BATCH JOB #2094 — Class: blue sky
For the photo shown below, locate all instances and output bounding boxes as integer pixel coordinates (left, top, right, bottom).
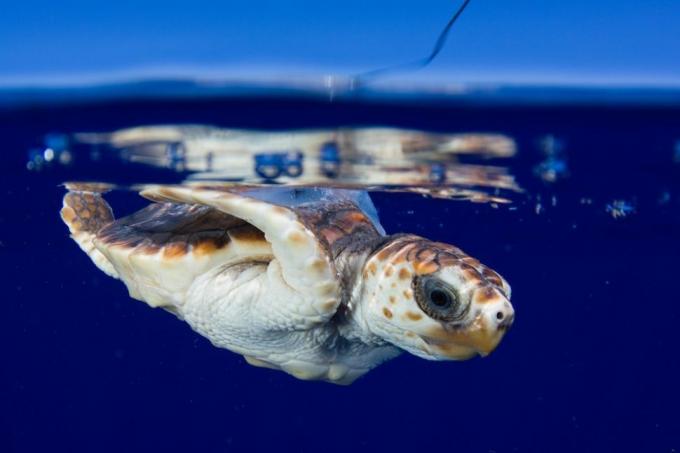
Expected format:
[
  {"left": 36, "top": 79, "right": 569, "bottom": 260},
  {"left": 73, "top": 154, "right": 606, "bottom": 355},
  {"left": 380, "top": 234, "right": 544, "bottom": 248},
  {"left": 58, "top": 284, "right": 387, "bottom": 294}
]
[{"left": 1, "top": 0, "right": 678, "bottom": 86}]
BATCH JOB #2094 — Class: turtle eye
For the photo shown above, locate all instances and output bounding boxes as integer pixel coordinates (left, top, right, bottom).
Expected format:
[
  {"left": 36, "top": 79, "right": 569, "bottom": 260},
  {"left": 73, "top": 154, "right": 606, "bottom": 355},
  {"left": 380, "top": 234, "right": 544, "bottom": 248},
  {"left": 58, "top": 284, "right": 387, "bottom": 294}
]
[
  {"left": 429, "top": 288, "right": 452, "bottom": 308},
  {"left": 414, "top": 276, "right": 468, "bottom": 322}
]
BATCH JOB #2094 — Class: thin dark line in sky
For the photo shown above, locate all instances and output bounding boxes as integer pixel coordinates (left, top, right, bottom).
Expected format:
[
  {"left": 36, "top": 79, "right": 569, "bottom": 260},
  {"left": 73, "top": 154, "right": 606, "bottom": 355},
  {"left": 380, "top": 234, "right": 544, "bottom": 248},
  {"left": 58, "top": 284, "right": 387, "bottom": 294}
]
[{"left": 352, "top": 0, "right": 472, "bottom": 86}]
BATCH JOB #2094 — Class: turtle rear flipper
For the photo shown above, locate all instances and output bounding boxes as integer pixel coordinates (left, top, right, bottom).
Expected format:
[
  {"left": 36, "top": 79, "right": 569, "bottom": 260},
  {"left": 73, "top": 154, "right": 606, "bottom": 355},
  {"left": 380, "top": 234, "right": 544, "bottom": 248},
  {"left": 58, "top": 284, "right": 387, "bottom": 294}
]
[{"left": 61, "top": 188, "right": 119, "bottom": 278}]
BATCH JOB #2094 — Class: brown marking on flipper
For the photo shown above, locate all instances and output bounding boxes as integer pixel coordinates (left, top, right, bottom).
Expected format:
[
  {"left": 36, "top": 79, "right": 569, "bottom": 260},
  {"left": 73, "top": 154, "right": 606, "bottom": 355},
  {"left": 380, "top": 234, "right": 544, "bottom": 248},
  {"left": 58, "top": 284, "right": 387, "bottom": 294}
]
[
  {"left": 61, "top": 190, "right": 114, "bottom": 235},
  {"left": 137, "top": 241, "right": 162, "bottom": 255},
  {"left": 61, "top": 206, "right": 76, "bottom": 223},
  {"left": 64, "top": 182, "right": 114, "bottom": 193},
  {"left": 382, "top": 307, "right": 393, "bottom": 319},
  {"left": 162, "top": 242, "right": 188, "bottom": 259},
  {"left": 308, "top": 258, "right": 329, "bottom": 274},
  {"left": 193, "top": 238, "right": 219, "bottom": 256},
  {"left": 61, "top": 188, "right": 119, "bottom": 278},
  {"left": 286, "top": 230, "right": 307, "bottom": 245}
]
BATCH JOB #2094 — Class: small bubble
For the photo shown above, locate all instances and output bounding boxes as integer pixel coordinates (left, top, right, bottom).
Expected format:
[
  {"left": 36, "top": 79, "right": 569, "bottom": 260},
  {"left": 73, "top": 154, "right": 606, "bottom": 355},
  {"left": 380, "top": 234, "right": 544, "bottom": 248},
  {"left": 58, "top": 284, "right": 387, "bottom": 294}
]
[
  {"left": 59, "top": 150, "right": 73, "bottom": 165},
  {"left": 43, "top": 148, "right": 55, "bottom": 161},
  {"left": 535, "top": 203, "right": 543, "bottom": 215},
  {"left": 606, "top": 199, "right": 635, "bottom": 219}
]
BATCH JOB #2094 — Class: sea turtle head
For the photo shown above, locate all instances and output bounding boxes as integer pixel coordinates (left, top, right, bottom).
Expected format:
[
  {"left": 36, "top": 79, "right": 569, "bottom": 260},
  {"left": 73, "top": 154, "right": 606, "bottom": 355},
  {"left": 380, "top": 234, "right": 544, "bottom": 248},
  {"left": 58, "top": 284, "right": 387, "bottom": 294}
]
[{"left": 360, "top": 235, "right": 514, "bottom": 360}]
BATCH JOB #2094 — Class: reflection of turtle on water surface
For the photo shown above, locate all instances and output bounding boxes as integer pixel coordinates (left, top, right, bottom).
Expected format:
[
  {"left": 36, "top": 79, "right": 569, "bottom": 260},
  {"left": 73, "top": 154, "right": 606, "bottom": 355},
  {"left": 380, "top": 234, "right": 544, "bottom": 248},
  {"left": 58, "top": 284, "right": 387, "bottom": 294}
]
[{"left": 60, "top": 183, "right": 514, "bottom": 384}]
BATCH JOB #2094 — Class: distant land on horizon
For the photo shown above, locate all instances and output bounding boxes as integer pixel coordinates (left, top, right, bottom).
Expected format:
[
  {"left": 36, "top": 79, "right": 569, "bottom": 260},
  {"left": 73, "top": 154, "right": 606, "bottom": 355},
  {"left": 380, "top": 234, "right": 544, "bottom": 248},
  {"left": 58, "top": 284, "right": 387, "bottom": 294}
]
[{"left": 1, "top": 75, "right": 680, "bottom": 108}]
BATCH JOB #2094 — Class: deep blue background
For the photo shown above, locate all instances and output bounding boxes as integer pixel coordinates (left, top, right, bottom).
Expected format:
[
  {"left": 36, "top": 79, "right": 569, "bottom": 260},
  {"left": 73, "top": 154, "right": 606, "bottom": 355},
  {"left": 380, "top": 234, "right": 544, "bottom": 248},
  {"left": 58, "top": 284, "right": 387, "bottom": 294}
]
[{"left": 1, "top": 95, "right": 680, "bottom": 452}]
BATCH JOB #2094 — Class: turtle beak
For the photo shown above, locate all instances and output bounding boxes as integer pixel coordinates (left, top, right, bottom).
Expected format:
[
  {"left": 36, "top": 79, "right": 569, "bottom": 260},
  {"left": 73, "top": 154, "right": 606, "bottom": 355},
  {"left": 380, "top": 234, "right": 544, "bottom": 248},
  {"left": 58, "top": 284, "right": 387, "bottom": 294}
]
[{"left": 423, "top": 305, "right": 514, "bottom": 359}]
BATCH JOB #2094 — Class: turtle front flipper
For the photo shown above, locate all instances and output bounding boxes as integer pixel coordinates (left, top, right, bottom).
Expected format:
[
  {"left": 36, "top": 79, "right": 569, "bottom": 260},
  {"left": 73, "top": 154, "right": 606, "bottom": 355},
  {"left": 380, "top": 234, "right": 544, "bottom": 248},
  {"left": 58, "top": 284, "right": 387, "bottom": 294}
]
[
  {"left": 140, "top": 185, "right": 342, "bottom": 323},
  {"left": 61, "top": 185, "right": 119, "bottom": 278}
]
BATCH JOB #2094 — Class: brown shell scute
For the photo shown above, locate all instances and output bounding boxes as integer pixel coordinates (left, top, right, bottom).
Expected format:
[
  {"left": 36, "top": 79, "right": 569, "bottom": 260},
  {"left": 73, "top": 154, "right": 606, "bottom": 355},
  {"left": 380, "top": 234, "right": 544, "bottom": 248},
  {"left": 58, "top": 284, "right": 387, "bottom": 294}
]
[
  {"left": 229, "top": 224, "right": 266, "bottom": 243},
  {"left": 295, "top": 200, "right": 382, "bottom": 258},
  {"left": 97, "top": 203, "right": 265, "bottom": 257}
]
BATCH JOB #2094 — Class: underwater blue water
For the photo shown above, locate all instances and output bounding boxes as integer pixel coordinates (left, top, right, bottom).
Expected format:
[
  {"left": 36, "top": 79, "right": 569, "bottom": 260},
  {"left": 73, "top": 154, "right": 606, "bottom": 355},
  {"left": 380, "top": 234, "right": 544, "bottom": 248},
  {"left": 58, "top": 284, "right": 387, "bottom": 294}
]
[{"left": 2, "top": 90, "right": 680, "bottom": 452}]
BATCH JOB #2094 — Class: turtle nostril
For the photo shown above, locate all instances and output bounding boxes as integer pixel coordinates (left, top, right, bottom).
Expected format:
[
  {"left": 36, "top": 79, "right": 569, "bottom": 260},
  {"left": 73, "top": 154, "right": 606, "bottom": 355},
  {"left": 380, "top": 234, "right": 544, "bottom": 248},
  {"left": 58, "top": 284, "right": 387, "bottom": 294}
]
[{"left": 496, "top": 311, "right": 514, "bottom": 329}]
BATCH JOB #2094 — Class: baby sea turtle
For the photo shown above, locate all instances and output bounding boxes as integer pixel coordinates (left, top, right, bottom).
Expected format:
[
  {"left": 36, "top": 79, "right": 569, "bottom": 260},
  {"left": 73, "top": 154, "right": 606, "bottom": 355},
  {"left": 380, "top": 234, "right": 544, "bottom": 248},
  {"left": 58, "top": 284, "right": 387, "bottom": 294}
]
[{"left": 61, "top": 183, "right": 514, "bottom": 384}]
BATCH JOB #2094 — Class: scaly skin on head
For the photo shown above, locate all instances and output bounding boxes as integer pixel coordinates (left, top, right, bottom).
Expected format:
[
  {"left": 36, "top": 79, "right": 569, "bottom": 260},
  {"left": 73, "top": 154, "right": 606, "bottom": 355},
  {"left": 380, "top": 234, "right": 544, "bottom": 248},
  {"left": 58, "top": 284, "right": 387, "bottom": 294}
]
[{"left": 341, "top": 234, "right": 514, "bottom": 361}]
